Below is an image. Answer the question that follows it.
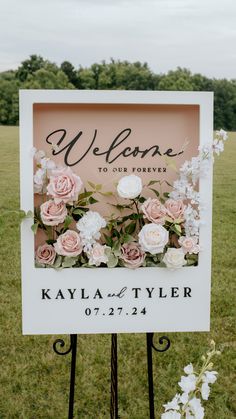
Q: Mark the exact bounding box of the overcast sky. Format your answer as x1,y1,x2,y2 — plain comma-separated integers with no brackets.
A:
1,0,236,79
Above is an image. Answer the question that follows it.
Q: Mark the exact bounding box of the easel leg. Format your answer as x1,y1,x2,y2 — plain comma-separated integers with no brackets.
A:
146,333,155,419
146,333,171,419
110,333,118,419
68,334,78,419
53,334,78,419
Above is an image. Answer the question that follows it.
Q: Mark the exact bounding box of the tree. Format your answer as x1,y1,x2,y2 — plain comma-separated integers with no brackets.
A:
16,54,46,82
61,61,79,87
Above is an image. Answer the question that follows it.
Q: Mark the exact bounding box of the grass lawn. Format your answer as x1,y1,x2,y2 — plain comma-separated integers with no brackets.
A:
0,126,235,418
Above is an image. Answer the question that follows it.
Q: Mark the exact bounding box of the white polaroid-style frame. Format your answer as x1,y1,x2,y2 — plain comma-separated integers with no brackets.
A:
20,90,213,335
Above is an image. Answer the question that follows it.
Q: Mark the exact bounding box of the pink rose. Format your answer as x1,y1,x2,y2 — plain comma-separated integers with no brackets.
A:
54,230,83,257
120,242,145,269
47,167,83,204
165,199,186,221
40,199,67,226
178,236,200,254
35,243,56,266
87,243,108,266
141,198,167,224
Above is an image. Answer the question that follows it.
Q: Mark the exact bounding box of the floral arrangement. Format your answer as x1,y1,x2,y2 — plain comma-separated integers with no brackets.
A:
32,129,228,269
161,340,220,419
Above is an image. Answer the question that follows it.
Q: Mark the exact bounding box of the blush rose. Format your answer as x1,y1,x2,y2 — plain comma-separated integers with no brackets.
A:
138,223,169,255
87,243,109,266
47,167,83,204
35,243,56,266
141,198,167,224
40,199,67,226
54,230,83,257
165,199,186,221
178,236,200,254
120,242,145,269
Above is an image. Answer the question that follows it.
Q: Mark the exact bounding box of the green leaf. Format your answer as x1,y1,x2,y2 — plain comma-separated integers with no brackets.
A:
122,234,134,243
104,234,113,248
73,208,86,215
107,253,118,268
26,210,34,218
163,192,170,199
129,213,143,220
46,239,57,245
95,184,102,191
138,196,146,203
147,180,160,186
125,222,136,234
62,256,78,268
89,196,99,204
99,191,114,197
87,181,96,189
64,215,73,229
149,188,160,197
112,240,121,257
53,256,62,269
31,222,39,234
78,191,93,200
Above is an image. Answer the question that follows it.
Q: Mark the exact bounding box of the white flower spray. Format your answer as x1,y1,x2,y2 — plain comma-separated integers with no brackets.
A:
169,130,228,238
161,340,221,419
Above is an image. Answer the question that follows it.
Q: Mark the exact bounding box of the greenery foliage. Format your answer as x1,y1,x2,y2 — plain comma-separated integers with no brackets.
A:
0,54,235,129
0,127,235,418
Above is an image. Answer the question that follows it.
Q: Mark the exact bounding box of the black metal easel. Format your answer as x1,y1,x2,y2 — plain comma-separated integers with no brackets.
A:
53,333,170,419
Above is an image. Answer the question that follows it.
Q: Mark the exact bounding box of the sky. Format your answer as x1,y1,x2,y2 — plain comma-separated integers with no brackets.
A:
0,0,236,79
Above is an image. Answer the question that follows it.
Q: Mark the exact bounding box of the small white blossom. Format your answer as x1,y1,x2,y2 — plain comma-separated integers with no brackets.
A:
201,382,210,400
216,129,228,141
33,168,47,194
184,363,194,375
188,397,204,419
163,394,180,412
180,392,189,404
161,411,181,419
213,139,224,156
202,370,218,384
178,374,197,394
76,211,106,245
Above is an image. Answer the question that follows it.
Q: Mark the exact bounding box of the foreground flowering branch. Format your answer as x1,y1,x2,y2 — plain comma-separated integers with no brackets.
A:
32,130,228,269
161,340,221,419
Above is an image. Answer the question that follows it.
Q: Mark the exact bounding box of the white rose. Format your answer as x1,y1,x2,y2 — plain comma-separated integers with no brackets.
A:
163,248,187,269
138,223,169,255
76,211,106,243
117,175,142,199
87,243,109,266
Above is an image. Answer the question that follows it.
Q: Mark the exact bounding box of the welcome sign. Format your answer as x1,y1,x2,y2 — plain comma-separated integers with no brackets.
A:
20,90,213,334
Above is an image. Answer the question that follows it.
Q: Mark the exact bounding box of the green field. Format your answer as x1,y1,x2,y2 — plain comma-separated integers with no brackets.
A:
0,126,235,418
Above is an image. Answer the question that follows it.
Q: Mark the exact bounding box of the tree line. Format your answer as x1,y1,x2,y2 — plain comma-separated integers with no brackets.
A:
0,54,235,130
